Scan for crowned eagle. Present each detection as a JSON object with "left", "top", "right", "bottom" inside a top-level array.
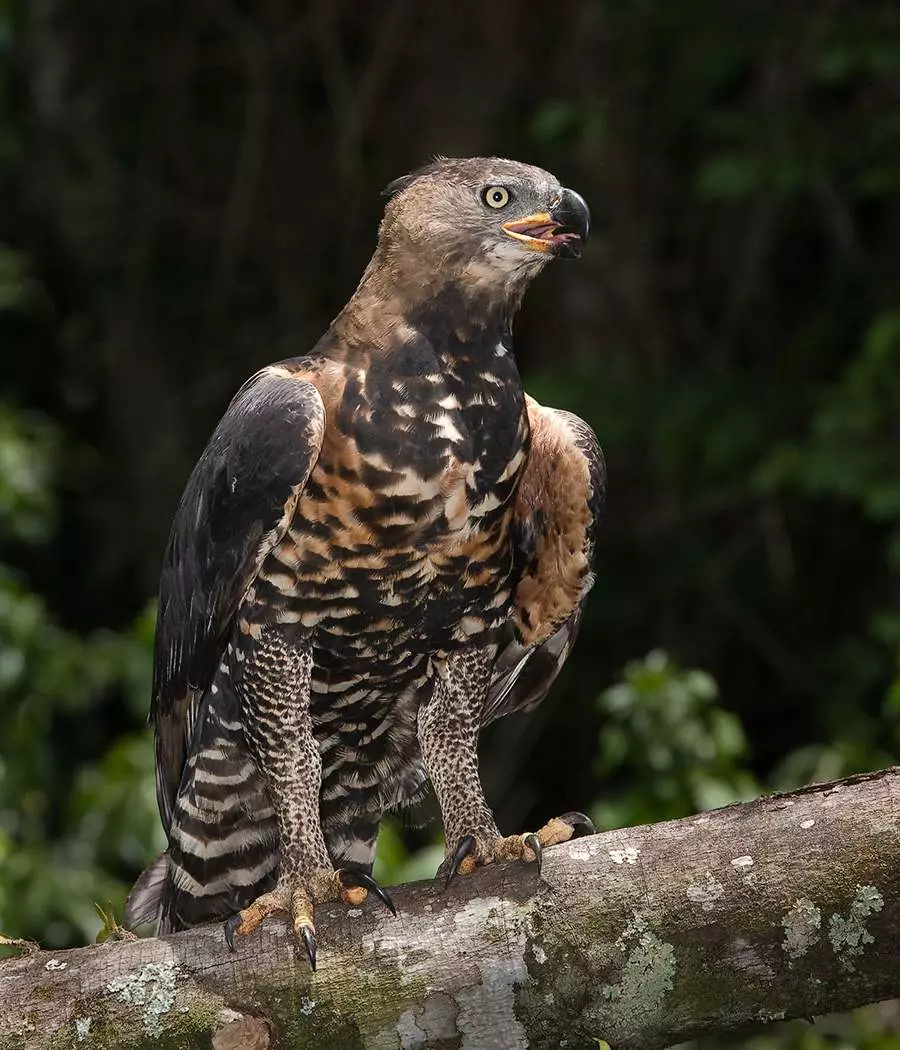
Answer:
[{"left": 126, "top": 157, "right": 604, "bottom": 969}]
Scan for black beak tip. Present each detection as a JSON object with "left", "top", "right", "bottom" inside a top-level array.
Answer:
[{"left": 552, "top": 187, "right": 591, "bottom": 258}]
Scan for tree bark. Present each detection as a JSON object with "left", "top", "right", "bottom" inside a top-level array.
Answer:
[{"left": 1, "top": 768, "right": 899, "bottom": 1050}]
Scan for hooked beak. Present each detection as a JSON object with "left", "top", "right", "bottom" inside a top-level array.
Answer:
[{"left": 501, "top": 187, "right": 591, "bottom": 259}]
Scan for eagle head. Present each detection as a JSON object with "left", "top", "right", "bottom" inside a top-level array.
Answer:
[{"left": 380, "top": 157, "right": 590, "bottom": 298}]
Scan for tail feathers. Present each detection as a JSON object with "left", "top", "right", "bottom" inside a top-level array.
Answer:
[
  {"left": 158, "top": 663, "right": 280, "bottom": 930},
  {"left": 125, "top": 852, "right": 168, "bottom": 930}
]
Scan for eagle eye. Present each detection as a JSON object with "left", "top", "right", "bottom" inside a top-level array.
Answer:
[{"left": 482, "top": 185, "right": 512, "bottom": 209}]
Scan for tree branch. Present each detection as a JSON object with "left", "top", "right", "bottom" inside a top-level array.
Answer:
[{"left": 2, "top": 768, "right": 899, "bottom": 1050}]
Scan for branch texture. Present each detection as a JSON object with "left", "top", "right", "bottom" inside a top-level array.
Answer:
[{"left": 1, "top": 769, "right": 899, "bottom": 1050}]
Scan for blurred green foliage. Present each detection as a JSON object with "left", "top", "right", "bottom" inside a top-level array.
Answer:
[
  {"left": 681, "top": 1004, "right": 900, "bottom": 1050},
  {"left": 0, "top": 395, "right": 160, "bottom": 947},
  {"left": 593, "top": 650, "right": 759, "bottom": 830},
  {"left": 1, "top": 0, "right": 899, "bottom": 1044},
  {"left": 0, "top": 239, "right": 160, "bottom": 946}
]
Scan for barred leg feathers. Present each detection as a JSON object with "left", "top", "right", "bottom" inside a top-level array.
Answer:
[
  {"left": 419, "top": 647, "right": 596, "bottom": 887},
  {"left": 223, "top": 624, "right": 394, "bottom": 965},
  {"left": 231, "top": 627, "right": 331, "bottom": 878},
  {"left": 418, "top": 649, "right": 504, "bottom": 862}
]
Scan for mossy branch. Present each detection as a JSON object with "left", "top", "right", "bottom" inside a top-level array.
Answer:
[{"left": 1, "top": 768, "right": 899, "bottom": 1050}]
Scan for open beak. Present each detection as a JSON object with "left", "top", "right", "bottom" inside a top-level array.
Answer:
[{"left": 501, "top": 187, "right": 591, "bottom": 259}]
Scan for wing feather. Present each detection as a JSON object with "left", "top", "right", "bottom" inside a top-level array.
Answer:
[
  {"left": 483, "top": 397, "right": 605, "bottom": 726},
  {"left": 151, "top": 362, "right": 325, "bottom": 830}
]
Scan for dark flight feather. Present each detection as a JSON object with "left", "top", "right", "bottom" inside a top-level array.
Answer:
[{"left": 152, "top": 364, "right": 325, "bottom": 831}]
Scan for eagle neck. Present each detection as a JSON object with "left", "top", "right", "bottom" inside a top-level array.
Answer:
[{"left": 330, "top": 248, "right": 518, "bottom": 365}]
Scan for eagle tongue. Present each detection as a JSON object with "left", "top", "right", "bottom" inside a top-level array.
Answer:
[{"left": 509, "top": 221, "right": 557, "bottom": 240}]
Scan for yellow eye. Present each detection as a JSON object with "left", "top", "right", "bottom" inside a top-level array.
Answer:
[{"left": 483, "top": 185, "right": 511, "bottom": 209}]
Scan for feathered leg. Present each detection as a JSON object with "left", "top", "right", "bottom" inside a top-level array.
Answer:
[
  {"left": 224, "top": 622, "right": 393, "bottom": 966},
  {"left": 418, "top": 649, "right": 502, "bottom": 857},
  {"left": 418, "top": 647, "right": 594, "bottom": 884}
]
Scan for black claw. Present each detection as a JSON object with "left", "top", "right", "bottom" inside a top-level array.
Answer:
[
  {"left": 524, "top": 833, "right": 543, "bottom": 872},
  {"left": 299, "top": 925, "right": 317, "bottom": 971},
  {"left": 338, "top": 869, "right": 397, "bottom": 917},
  {"left": 224, "top": 914, "right": 241, "bottom": 953},
  {"left": 445, "top": 834, "right": 477, "bottom": 889},
  {"left": 559, "top": 811, "right": 596, "bottom": 837}
]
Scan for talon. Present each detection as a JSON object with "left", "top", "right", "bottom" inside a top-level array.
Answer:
[
  {"left": 559, "top": 811, "right": 595, "bottom": 836},
  {"left": 523, "top": 833, "right": 543, "bottom": 871},
  {"left": 299, "top": 924, "right": 317, "bottom": 971},
  {"left": 224, "top": 914, "right": 241, "bottom": 952},
  {"left": 445, "top": 834, "right": 477, "bottom": 888},
  {"left": 338, "top": 869, "right": 397, "bottom": 917}
]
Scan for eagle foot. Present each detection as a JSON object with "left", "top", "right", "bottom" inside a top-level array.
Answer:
[
  {"left": 441, "top": 811, "right": 595, "bottom": 887},
  {"left": 223, "top": 868, "right": 396, "bottom": 969}
]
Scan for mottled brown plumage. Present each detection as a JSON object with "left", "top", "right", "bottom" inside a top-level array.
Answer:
[{"left": 126, "top": 157, "right": 603, "bottom": 967}]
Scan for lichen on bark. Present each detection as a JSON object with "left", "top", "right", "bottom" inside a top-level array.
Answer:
[{"left": 0, "top": 768, "right": 898, "bottom": 1050}]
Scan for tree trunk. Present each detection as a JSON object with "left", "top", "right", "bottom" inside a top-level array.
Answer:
[{"left": 2, "top": 768, "right": 899, "bottom": 1050}]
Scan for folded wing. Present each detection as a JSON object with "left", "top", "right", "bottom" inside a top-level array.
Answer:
[
  {"left": 152, "top": 362, "right": 326, "bottom": 832},
  {"left": 483, "top": 396, "right": 605, "bottom": 726}
]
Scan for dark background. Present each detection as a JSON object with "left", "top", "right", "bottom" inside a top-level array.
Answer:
[{"left": 1, "top": 2, "right": 899, "bottom": 1043}]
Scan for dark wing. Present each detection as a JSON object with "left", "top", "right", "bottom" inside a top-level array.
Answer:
[
  {"left": 483, "top": 399, "right": 605, "bottom": 726},
  {"left": 152, "top": 362, "right": 326, "bottom": 831}
]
